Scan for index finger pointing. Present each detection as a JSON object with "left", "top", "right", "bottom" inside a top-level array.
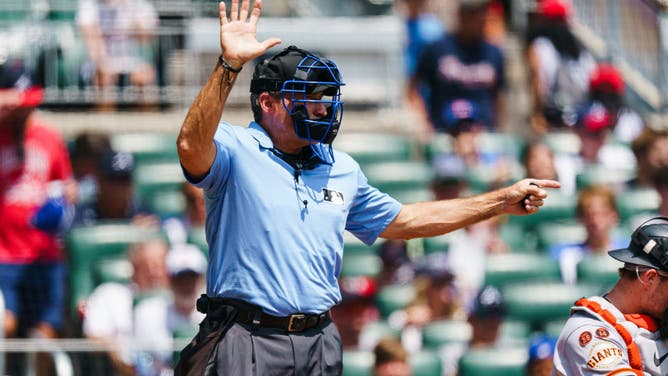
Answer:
[{"left": 531, "top": 179, "right": 561, "bottom": 189}]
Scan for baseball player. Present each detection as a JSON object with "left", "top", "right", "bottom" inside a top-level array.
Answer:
[
  {"left": 553, "top": 217, "right": 668, "bottom": 375},
  {"left": 175, "top": 0, "right": 559, "bottom": 374}
]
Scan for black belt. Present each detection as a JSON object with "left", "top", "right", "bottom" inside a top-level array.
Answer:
[{"left": 197, "top": 295, "right": 331, "bottom": 333}]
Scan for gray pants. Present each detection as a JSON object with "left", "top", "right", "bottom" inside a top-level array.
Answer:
[{"left": 211, "top": 321, "right": 343, "bottom": 376}]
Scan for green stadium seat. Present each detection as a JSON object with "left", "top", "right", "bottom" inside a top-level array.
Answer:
[
  {"left": 143, "top": 189, "right": 186, "bottom": 218},
  {"left": 423, "top": 232, "right": 457, "bottom": 254},
  {"left": 363, "top": 161, "right": 433, "bottom": 197},
  {"left": 111, "top": 133, "right": 179, "bottom": 163},
  {"left": 476, "top": 132, "right": 526, "bottom": 162},
  {"left": 91, "top": 257, "right": 133, "bottom": 286},
  {"left": 484, "top": 253, "right": 561, "bottom": 289},
  {"left": 465, "top": 162, "right": 524, "bottom": 193},
  {"left": 535, "top": 221, "right": 585, "bottom": 253},
  {"left": 424, "top": 133, "right": 454, "bottom": 162},
  {"left": 577, "top": 254, "right": 624, "bottom": 289},
  {"left": 502, "top": 282, "right": 603, "bottom": 326},
  {"left": 375, "top": 283, "right": 416, "bottom": 318},
  {"left": 336, "top": 133, "right": 412, "bottom": 168},
  {"left": 342, "top": 350, "right": 373, "bottom": 376},
  {"left": 499, "top": 320, "right": 532, "bottom": 344},
  {"left": 458, "top": 347, "right": 527, "bottom": 376},
  {"left": 544, "top": 319, "right": 568, "bottom": 338},
  {"left": 341, "top": 253, "right": 382, "bottom": 278},
  {"left": 498, "top": 220, "right": 537, "bottom": 253},
  {"left": 0, "top": 1, "right": 30, "bottom": 22},
  {"left": 576, "top": 166, "right": 635, "bottom": 190},
  {"left": 542, "top": 131, "right": 580, "bottom": 155},
  {"left": 65, "top": 222, "right": 165, "bottom": 316},
  {"left": 421, "top": 320, "right": 472, "bottom": 349},
  {"left": 358, "top": 320, "right": 400, "bottom": 347},
  {"left": 616, "top": 188, "right": 660, "bottom": 222},
  {"left": 409, "top": 351, "right": 442, "bottom": 376},
  {"left": 48, "top": 0, "right": 78, "bottom": 21},
  {"left": 133, "top": 161, "right": 186, "bottom": 216}
]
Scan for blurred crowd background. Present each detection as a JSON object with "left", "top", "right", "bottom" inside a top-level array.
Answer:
[{"left": 2, "top": 0, "right": 668, "bottom": 375}]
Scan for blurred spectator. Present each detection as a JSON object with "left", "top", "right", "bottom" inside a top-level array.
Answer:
[
  {"left": 430, "top": 153, "right": 469, "bottom": 200},
  {"left": 527, "top": 0, "right": 596, "bottom": 134},
  {"left": 522, "top": 140, "right": 577, "bottom": 195},
  {"left": 74, "top": 149, "right": 158, "bottom": 227},
  {"left": 549, "top": 185, "right": 627, "bottom": 284},
  {"left": 522, "top": 141, "right": 558, "bottom": 181},
  {"left": 133, "top": 244, "right": 207, "bottom": 375},
  {"left": 586, "top": 64, "right": 644, "bottom": 143},
  {"left": 467, "top": 285, "right": 506, "bottom": 348},
  {"left": 377, "top": 239, "right": 415, "bottom": 288},
  {"left": 69, "top": 131, "right": 112, "bottom": 206},
  {"left": 0, "top": 57, "right": 77, "bottom": 341},
  {"left": 330, "top": 275, "right": 380, "bottom": 349},
  {"left": 82, "top": 238, "right": 169, "bottom": 376},
  {"left": 629, "top": 127, "right": 668, "bottom": 189},
  {"left": 396, "top": 0, "right": 444, "bottom": 103},
  {"left": 573, "top": 102, "right": 636, "bottom": 171},
  {"left": 652, "top": 165, "right": 668, "bottom": 217},
  {"left": 373, "top": 337, "right": 413, "bottom": 376},
  {"left": 409, "top": 0, "right": 505, "bottom": 140},
  {"left": 76, "top": 0, "right": 159, "bottom": 109},
  {"left": 525, "top": 334, "right": 557, "bottom": 376},
  {"left": 484, "top": 0, "right": 506, "bottom": 46}
]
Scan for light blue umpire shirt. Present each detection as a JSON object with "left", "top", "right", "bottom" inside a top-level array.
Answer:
[{"left": 185, "top": 121, "right": 402, "bottom": 316}]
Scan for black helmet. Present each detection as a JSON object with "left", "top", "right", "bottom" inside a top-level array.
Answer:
[{"left": 609, "top": 217, "right": 668, "bottom": 273}]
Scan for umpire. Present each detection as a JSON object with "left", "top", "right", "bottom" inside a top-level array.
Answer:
[{"left": 175, "top": 0, "right": 559, "bottom": 375}]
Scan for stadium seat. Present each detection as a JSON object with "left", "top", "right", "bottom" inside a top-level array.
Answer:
[
  {"left": 363, "top": 161, "right": 433, "bottom": 198},
  {"left": 535, "top": 221, "right": 586, "bottom": 253},
  {"left": 342, "top": 350, "right": 373, "bottom": 376},
  {"left": 91, "top": 257, "right": 132, "bottom": 286},
  {"left": 541, "top": 131, "right": 580, "bottom": 155},
  {"left": 374, "top": 283, "right": 416, "bottom": 318},
  {"left": 424, "top": 133, "right": 454, "bottom": 161},
  {"left": 502, "top": 282, "right": 604, "bottom": 326},
  {"left": 465, "top": 162, "right": 525, "bottom": 194},
  {"left": 576, "top": 165, "right": 635, "bottom": 190},
  {"left": 483, "top": 253, "right": 561, "bottom": 289},
  {"left": 421, "top": 320, "right": 472, "bottom": 349},
  {"left": 111, "top": 133, "right": 179, "bottom": 163},
  {"left": 615, "top": 188, "right": 660, "bottom": 222},
  {"left": 422, "top": 232, "right": 457, "bottom": 254},
  {"left": 544, "top": 319, "right": 568, "bottom": 338},
  {"left": 65, "top": 222, "right": 165, "bottom": 316},
  {"left": 341, "top": 253, "right": 382, "bottom": 278},
  {"left": 133, "top": 161, "right": 186, "bottom": 217},
  {"left": 577, "top": 254, "right": 624, "bottom": 290},
  {"left": 409, "top": 351, "right": 442, "bottom": 376},
  {"left": 335, "top": 132, "right": 413, "bottom": 168},
  {"left": 358, "top": 320, "right": 400, "bottom": 349},
  {"left": 499, "top": 320, "right": 532, "bottom": 344},
  {"left": 458, "top": 346, "right": 527, "bottom": 376},
  {"left": 476, "top": 132, "right": 526, "bottom": 162},
  {"left": 389, "top": 187, "right": 434, "bottom": 204}
]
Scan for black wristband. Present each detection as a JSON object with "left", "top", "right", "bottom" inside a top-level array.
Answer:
[{"left": 219, "top": 55, "right": 242, "bottom": 73}]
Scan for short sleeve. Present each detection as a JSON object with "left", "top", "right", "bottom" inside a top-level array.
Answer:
[
  {"left": 183, "top": 123, "right": 235, "bottom": 198},
  {"left": 345, "top": 169, "right": 402, "bottom": 246},
  {"left": 558, "top": 323, "right": 630, "bottom": 375}
]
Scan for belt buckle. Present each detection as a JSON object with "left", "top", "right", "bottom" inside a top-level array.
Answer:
[{"left": 287, "top": 314, "right": 306, "bottom": 332}]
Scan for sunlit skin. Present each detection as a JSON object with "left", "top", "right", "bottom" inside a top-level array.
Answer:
[{"left": 258, "top": 91, "right": 329, "bottom": 154}]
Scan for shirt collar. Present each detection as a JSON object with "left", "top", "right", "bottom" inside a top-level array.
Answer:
[{"left": 248, "top": 121, "right": 274, "bottom": 150}]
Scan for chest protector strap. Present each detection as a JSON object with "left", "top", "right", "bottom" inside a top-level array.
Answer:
[{"left": 574, "top": 298, "right": 643, "bottom": 375}]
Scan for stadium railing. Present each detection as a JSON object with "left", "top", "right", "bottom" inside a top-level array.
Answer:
[{"left": 569, "top": 0, "right": 668, "bottom": 114}]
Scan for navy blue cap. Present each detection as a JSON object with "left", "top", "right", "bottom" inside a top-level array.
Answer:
[
  {"left": 528, "top": 334, "right": 557, "bottom": 361},
  {"left": 99, "top": 150, "right": 135, "bottom": 179},
  {"left": 472, "top": 285, "right": 506, "bottom": 317}
]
